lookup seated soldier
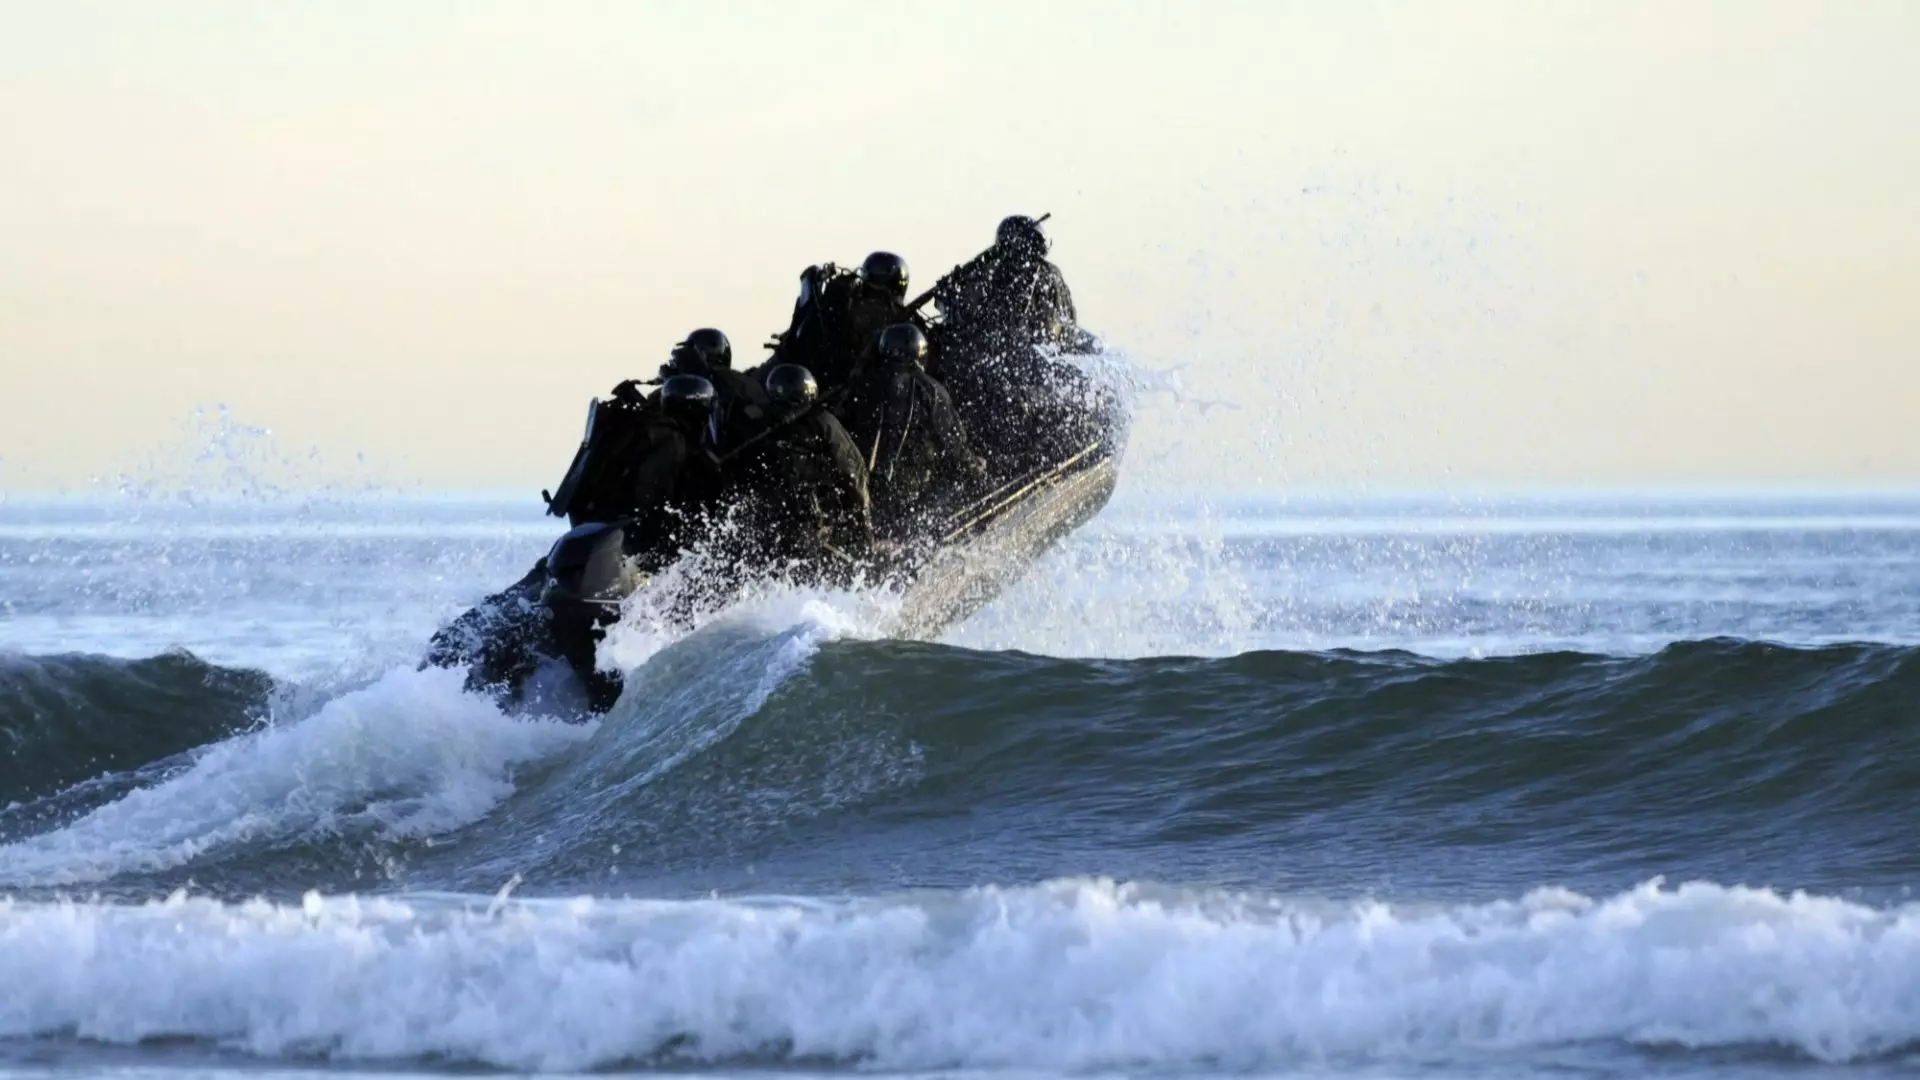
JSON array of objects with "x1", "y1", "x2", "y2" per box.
[
  {"x1": 765, "y1": 252, "x2": 934, "y2": 394},
  {"x1": 833, "y1": 323, "x2": 989, "y2": 544},
  {"x1": 610, "y1": 328, "x2": 773, "y2": 455},
  {"x1": 718, "y1": 365, "x2": 873, "y2": 579}
]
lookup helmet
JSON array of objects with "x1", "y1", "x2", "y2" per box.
[
  {"x1": 858, "y1": 251, "x2": 910, "y2": 303},
  {"x1": 876, "y1": 323, "x2": 929, "y2": 367},
  {"x1": 670, "y1": 328, "x2": 732, "y2": 374},
  {"x1": 996, "y1": 215, "x2": 1049, "y2": 256},
  {"x1": 763, "y1": 364, "x2": 818, "y2": 409},
  {"x1": 657, "y1": 374, "x2": 717, "y2": 425}
]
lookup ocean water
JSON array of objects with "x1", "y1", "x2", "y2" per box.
[{"x1": 2, "y1": 488, "x2": 1920, "y2": 1079}]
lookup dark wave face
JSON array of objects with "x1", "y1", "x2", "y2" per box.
[
  {"x1": 3, "y1": 635, "x2": 1915, "y2": 905},
  {"x1": 444, "y1": 635, "x2": 1920, "y2": 902},
  {"x1": 0, "y1": 650, "x2": 270, "y2": 805}
]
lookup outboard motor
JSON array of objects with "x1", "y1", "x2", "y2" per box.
[{"x1": 540, "y1": 521, "x2": 646, "y2": 710}]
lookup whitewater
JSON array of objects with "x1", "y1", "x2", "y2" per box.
[{"x1": 4, "y1": 489, "x2": 1920, "y2": 1078}]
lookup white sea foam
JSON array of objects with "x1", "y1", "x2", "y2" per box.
[
  {"x1": 567, "y1": 577, "x2": 892, "y2": 816},
  {"x1": 0, "y1": 879, "x2": 1914, "y2": 1071},
  {"x1": 599, "y1": 570, "x2": 891, "y2": 677},
  {"x1": 943, "y1": 515, "x2": 1262, "y2": 659},
  {"x1": 0, "y1": 665, "x2": 592, "y2": 887}
]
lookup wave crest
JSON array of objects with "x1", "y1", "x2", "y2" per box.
[{"x1": 2, "y1": 879, "x2": 1914, "y2": 1071}]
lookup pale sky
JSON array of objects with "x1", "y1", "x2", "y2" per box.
[{"x1": 2, "y1": 0, "x2": 1916, "y2": 496}]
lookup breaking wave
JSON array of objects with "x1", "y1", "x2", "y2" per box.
[
  {"x1": 1, "y1": 635, "x2": 1917, "y2": 900},
  {"x1": 0, "y1": 650, "x2": 272, "y2": 802},
  {"x1": 2, "y1": 879, "x2": 1917, "y2": 1071}
]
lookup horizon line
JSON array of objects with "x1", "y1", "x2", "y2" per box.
[{"x1": 5, "y1": 483, "x2": 1920, "y2": 507}]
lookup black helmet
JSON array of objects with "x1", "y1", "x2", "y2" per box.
[
  {"x1": 763, "y1": 364, "x2": 818, "y2": 409},
  {"x1": 670, "y1": 328, "x2": 732, "y2": 374},
  {"x1": 876, "y1": 323, "x2": 929, "y2": 367},
  {"x1": 858, "y1": 251, "x2": 909, "y2": 302},
  {"x1": 658, "y1": 374, "x2": 717, "y2": 426},
  {"x1": 996, "y1": 215, "x2": 1049, "y2": 256}
]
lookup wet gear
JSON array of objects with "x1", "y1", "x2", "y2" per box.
[
  {"x1": 657, "y1": 374, "x2": 717, "y2": 425},
  {"x1": 835, "y1": 346, "x2": 988, "y2": 542},
  {"x1": 725, "y1": 394, "x2": 873, "y2": 574},
  {"x1": 639, "y1": 346, "x2": 773, "y2": 453},
  {"x1": 674, "y1": 328, "x2": 733, "y2": 372},
  {"x1": 923, "y1": 215, "x2": 1090, "y2": 476},
  {"x1": 935, "y1": 245, "x2": 1077, "y2": 351},
  {"x1": 877, "y1": 323, "x2": 930, "y2": 368},
  {"x1": 763, "y1": 363, "x2": 820, "y2": 409},
  {"x1": 858, "y1": 251, "x2": 910, "y2": 303},
  {"x1": 768, "y1": 261, "x2": 931, "y2": 392},
  {"x1": 539, "y1": 372, "x2": 722, "y2": 574},
  {"x1": 996, "y1": 214, "x2": 1050, "y2": 257}
]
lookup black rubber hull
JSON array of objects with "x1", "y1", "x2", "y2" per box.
[
  {"x1": 890, "y1": 454, "x2": 1119, "y2": 639},
  {"x1": 424, "y1": 442, "x2": 1118, "y2": 715}
]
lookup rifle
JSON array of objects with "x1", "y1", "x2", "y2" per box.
[{"x1": 713, "y1": 404, "x2": 812, "y2": 466}]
